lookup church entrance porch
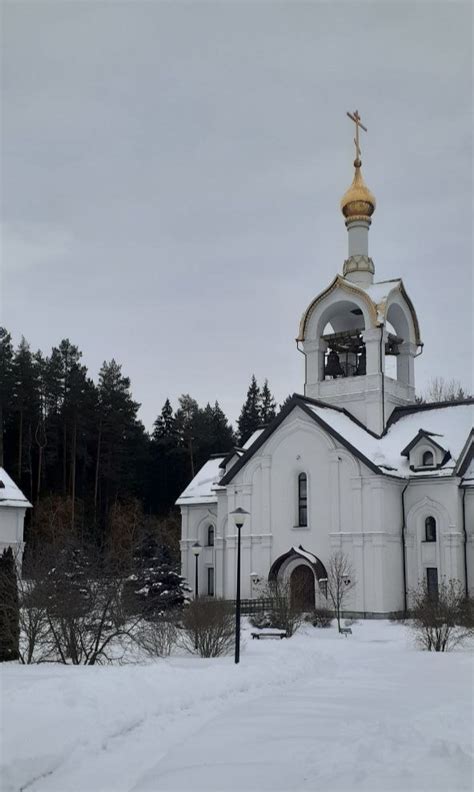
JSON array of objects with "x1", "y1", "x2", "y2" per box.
[{"x1": 290, "y1": 564, "x2": 315, "y2": 611}]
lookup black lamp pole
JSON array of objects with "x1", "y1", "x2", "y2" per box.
[
  {"x1": 235, "y1": 520, "x2": 242, "y2": 664},
  {"x1": 230, "y1": 507, "x2": 248, "y2": 666}
]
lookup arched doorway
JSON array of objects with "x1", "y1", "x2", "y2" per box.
[{"x1": 290, "y1": 565, "x2": 315, "y2": 611}]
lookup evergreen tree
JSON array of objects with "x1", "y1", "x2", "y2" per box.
[
  {"x1": 12, "y1": 338, "x2": 39, "y2": 493},
  {"x1": 175, "y1": 394, "x2": 199, "y2": 477},
  {"x1": 124, "y1": 533, "x2": 190, "y2": 619},
  {"x1": 152, "y1": 399, "x2": 177, "y2": 442},
  {"x1": 237, "y1": 375, "x2": 261, "y2": 445},
  {"x1": 95, "y1": 360, "x2": 142, "y2": 516},
  {"x1": 0, "y1": 328, "x2": 14, "y2": 468},
  {"x1": 0, "y1": 548, "x2": 20, "y2": 662},
  {"x1": 259, "y1": 380, "x2": 277, "y2": 425}
]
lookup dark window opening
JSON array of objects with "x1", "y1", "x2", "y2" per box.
[
  {"x1": 426, "y1": 567, "x2": 438, "y2": 599},
  {"x1": 207, "y1": 525, "x2": 214, "y2": 547},
  {"x1": 422, "y1": 450, "x2": 434, "y2": 467},
  {"x1": 207, "y1": 567, "x2": 214, "y2": 596},
  {"x1": 298, "y1": 473, "x2": 307, "y2": 527},
  {"x1": 425, "y1": 516, "x2": 436, "y2": 542}
]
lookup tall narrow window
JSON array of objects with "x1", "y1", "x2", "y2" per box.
[
  {"x1": 207, "y1": 525, "x2": 214, "y2": 547},
  {"x1": 422, "y1": 451, "x2": 434, "y2": 467},
  {"x1": 298, "y1": 473, "x2": 308, "y2": 527},
  {"x1": 207, "y1": 567, "x2": 215, "y2": 596},
  {"x1": 425, "y1": 516, "x2": 436, "y2": 542},
  {"x1": 426, "y1": 567, "x2": 438, "y2": 599}
]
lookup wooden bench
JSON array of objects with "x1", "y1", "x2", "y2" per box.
[
  {"x1": 339, "y1": 627, "x2": 352, "y2": 637},
  {"x1": 251, "y1": 631, "x2": 287, "y2": 640}
]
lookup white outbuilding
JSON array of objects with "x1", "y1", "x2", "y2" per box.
[{"x1": 0, "y1": 468, "x2": 31, "y2": 563}]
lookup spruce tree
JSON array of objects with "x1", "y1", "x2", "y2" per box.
[
  {"x1": 0, "y1": 548, "x2": 20, "y2": 662},
  {"x1": 259, "y1": 380, "x2": 277, "y2": 425},
  {"x1": 237, "y1": 375, "x2": 261, "y2": 445},
  {"x1": 0, "y1": 328, "x2": 14, "y2": 468}
]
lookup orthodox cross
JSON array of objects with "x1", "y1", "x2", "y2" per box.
[{"x1": 346, "y1": 109, "x2": 367, "y2": 160}]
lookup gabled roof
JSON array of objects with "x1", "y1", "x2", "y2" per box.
[
  {"x1": 400, "y1": 429, "x2": 448, "y2": 458},
  {"x1": 456, "y1": 429, "x2": 474, "y2": 477},
  {"x1": 176, "y1": 456, "x2": 224, "y2": 506},
  {"x1": 218, "y1": 395, "x2": 473, "y2": 486},
  {"x1": 0, "y1": 468, "x2": 32, "y2": 509},
  {"x1": 219, "y1": 395, "x2": 383, "y2": 486}
]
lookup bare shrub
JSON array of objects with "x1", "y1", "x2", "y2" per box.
[
  {"x1": 259, "y1": 578, "x2": 303, "y2": 637},
  {"x1": 22, "y1": 542, "x2": 144, "y2": 665},
  {"x1": 326, "y1": 551, "x2": 356, "y2": 632},
  {"x1": 180, "y1": 598, "x2": 234, "y2": 658},
  {"x1": 305, "y1": 607, "x2": 333, "y2": 628},
  {"x1": 409, "y1": 579, "x2": 474, "y2": 652},
  {"x1": 135, "y1": 619, "x2": 177, "y2": 658}
]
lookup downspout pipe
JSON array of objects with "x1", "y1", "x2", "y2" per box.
[
  {"x1": 462, "y1": 486, "x2": 468, "y2": 597},
  {"x1": 401, "y1": 482, "x2": 409, "y2": 615},
  {"x1": 296, "y1": 340, "x2": 307, "y2": 393},
  {"x1": 379, "y1": 324, "x2": 385, "y2": 431}
]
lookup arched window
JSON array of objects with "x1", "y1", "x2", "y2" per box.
[
  {"x1": 207, "y1": 525, "x2": 215, "y2": 547},
  {"x1": 298, "y1": 473, "x2": 308, "y2": 527},
  {"x1": 425, "y1": 516, "x2": 436, "y2": 542},
  {"x1": 422, "y1": 450, "x2": 434, "y2": 467}
]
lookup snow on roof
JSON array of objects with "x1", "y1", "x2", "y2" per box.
[
  {"x1": 308, "y1": 402, "x2": 474, "y2": 477},
  {"x1": 0, "y1": 468, "x2": 32, "y2": 508},
  {"x1": 242, "y1": 429, "x2": 265, "y2": 450},
  {"x1": 176, "y1": 457, "x2": 225, "y2": 506}
]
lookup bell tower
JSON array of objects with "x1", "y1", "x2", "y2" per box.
[{"x1": 297, "y1": 111, "x2": 422, "y2": 435}]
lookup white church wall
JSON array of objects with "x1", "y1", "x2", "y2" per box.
[
  {"x1": 464, "y1": 486, "x2": 474, "y2": 597},
  {"x1": 180, "y1": 504, "x2": 218, "y2": 597},
  {"x1": 404, "y1": 478, "x2": 465, "y2": 600}
]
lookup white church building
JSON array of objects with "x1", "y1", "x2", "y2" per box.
[{"x1": 177, "y1": 117, "x2": 474, "y2": 617}]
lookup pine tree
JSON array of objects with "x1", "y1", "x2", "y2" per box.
[
  {"x1": 95, "y1": 360, "x2": 141, "y2": 516},
  {"x1": 175, "y1": 395, "x2": 199, "y2": 478},
  {"x1": 237, "y1": 375, "x2": 261, "y2": 445},
  {"x1": 12, "y1": 338, "x2": 39, "y2": 493},
  {"x1": 259, "y1": 380, "x2": 277, "y2": 425},
  {"x1": 0, "y1": 328, "x2": 14, "y2": 468},
  {"x1": 0, "y1": 548, "x2": 20, "y2": 662}
]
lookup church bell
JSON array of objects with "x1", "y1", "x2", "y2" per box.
[
  {"x1": 355, "y1": 347, "x2": 366, "y2": 376},
  {"x1": 325, "y1": 349, "x2": 344, "y2": 378}
]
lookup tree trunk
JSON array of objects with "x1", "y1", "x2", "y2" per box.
[
  {"x1": 63, "y1": 420, "x2": 67, "y2": 495},
  {"x1": 17, "y1": 409, "x2": 23, "y2": 480},
  {"x1": 70, "y1": 417, "x2": 77, "y2": 531},
  {"x1": 94, "y1": 421, "x2": 102, "y2": 516}
]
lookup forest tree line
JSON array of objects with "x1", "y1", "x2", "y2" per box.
[{"x1": 0, "y1": 328, "x2": 279, "y2": 555}]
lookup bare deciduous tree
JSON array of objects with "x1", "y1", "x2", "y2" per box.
[
  {"x1": 326, "y1": 551, "x2": 356, "y2": 632},
  {"x1": 417, "y1": 377, "x2": 471, "y2": 404}
]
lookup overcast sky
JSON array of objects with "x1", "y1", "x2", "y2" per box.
[{"x1": 2, "y1": 1, "x2": 472, "y2": 430}]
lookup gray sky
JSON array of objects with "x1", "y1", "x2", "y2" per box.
[{"x1": 2, "y1": 0, "x2": 472, "y2": 430}]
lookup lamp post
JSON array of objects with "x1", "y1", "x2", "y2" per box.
[
  {"x1": 230, "y1": 507, "x2": 249, "y2": 664},
  {"x1": 191, "y1": 541, "x2": 202, "y2": 599}
]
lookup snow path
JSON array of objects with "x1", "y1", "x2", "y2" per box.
[{"x1": 1, "y1": 622, "x2": 473, "y2": 792}]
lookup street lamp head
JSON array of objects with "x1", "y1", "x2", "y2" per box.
[
  {"x1": 230, "y1": 507, "x2": 249, "y2": 529},
  {"x1": 191, "y1": 541, "x2": 202, "y2": 557}
]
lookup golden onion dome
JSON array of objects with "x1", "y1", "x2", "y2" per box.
[{"x1": 340, "y1": 158, "x2": 376, "y2": 223}]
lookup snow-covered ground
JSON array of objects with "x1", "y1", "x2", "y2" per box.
[{"x1": 1, "y1": 621, "x2": 473, "y2": 792}]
